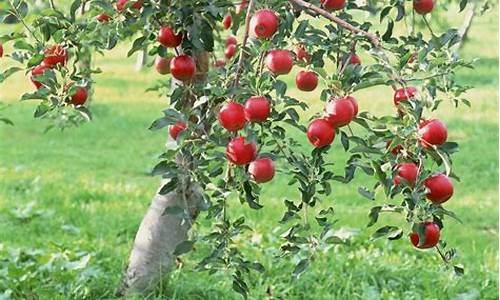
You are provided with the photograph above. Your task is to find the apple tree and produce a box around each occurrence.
[0,0,474,297]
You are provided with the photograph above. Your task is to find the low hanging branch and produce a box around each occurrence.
[288,0,381,48]
[232,0,256,89]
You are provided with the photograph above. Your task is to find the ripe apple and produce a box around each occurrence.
[244,96,270,123]
[224,44,237,59]
[169,121,187,140]
[219,101,247,131]
[386,140,403,155]
[30,64,51,89]
[43,44,67,67]
[226,35,237,46]
[418,119,447,147]
[248,158,275,183]
[295,45,310,63]
[394,162,418,186]
[307,118,335,148]
[325,97,355,127]
[295,70,318,92]
[69,86,88,106]
[154,56,171,75]
[349,53,361,65]
[321,0,346,11]
[116,0,142,11]
[223,15,232,29]
[0,43,3,58]
[393,87,418,106]
[170,55,196,82]
[226,136,257,165]
[96,13,112,22]
[345,95,358,116]
[158,26,183,48]
[250,9,279,39]
[413,0,434,14]
[424,173,454,204]
[266,50,293,75]
[410,222,440,249]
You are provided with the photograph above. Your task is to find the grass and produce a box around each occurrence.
[0,5,498,300]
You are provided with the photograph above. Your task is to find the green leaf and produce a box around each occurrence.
[159,178,178,195]
[292,258,309,279]
[173,240,195,255]
[459,0,468,12]
[127,36,147,57]
[371,226,402,240]
[0,67,22,83]
[358,186,375,200]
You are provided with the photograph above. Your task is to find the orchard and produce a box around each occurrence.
[0,0,498,299]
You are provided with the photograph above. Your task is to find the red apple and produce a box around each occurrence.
[345,95,359,116]
[0,44,3,58]
[321,0,346,11]
[386,140,403,155]
[223,15,232,29]
[266,50,293,75]
[325,97,355,127]
[418,119,447,147]
[394,162,418,186]
[410,222,440,249]
[224,44,237,59]
[248,158,275,183]
[424,173,454,204]
[307,118,335,148]
[158,26,183,48]
[155,56,171,74]
[43,44,67,67]
[413,0,434,14]
[96,13,112,22]
[30,64,51,89]
[393,87,418,106]
[169,121,187,140]
[250,9,279,39]
[244,96,270,123]
[295,70,318,92]
[116,0,142,11]
[349,53,361,65]
[226,136,257,165]
[219,101,247,131]
[170,55,196,82]
[70,86,88,106]
[226,35,237,46]
[295,45,310,63]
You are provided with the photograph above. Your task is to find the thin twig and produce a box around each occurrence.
[288,0,380,48]
[232,0,256,90]
[7,0,42,44]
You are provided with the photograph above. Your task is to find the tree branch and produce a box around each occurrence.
[288,0,380,48]
[232,0,256,89]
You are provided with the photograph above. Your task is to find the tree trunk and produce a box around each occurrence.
[135,47,148,72]
[456,1,477,51]
[119,51,210,296]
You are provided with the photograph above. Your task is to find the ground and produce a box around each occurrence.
[0,5,498,300]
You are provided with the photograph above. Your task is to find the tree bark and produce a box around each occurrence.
[135,47,148,72]
[119,51,209,296]
[456,1,477,51]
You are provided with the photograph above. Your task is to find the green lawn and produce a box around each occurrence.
[0,6,498,300]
